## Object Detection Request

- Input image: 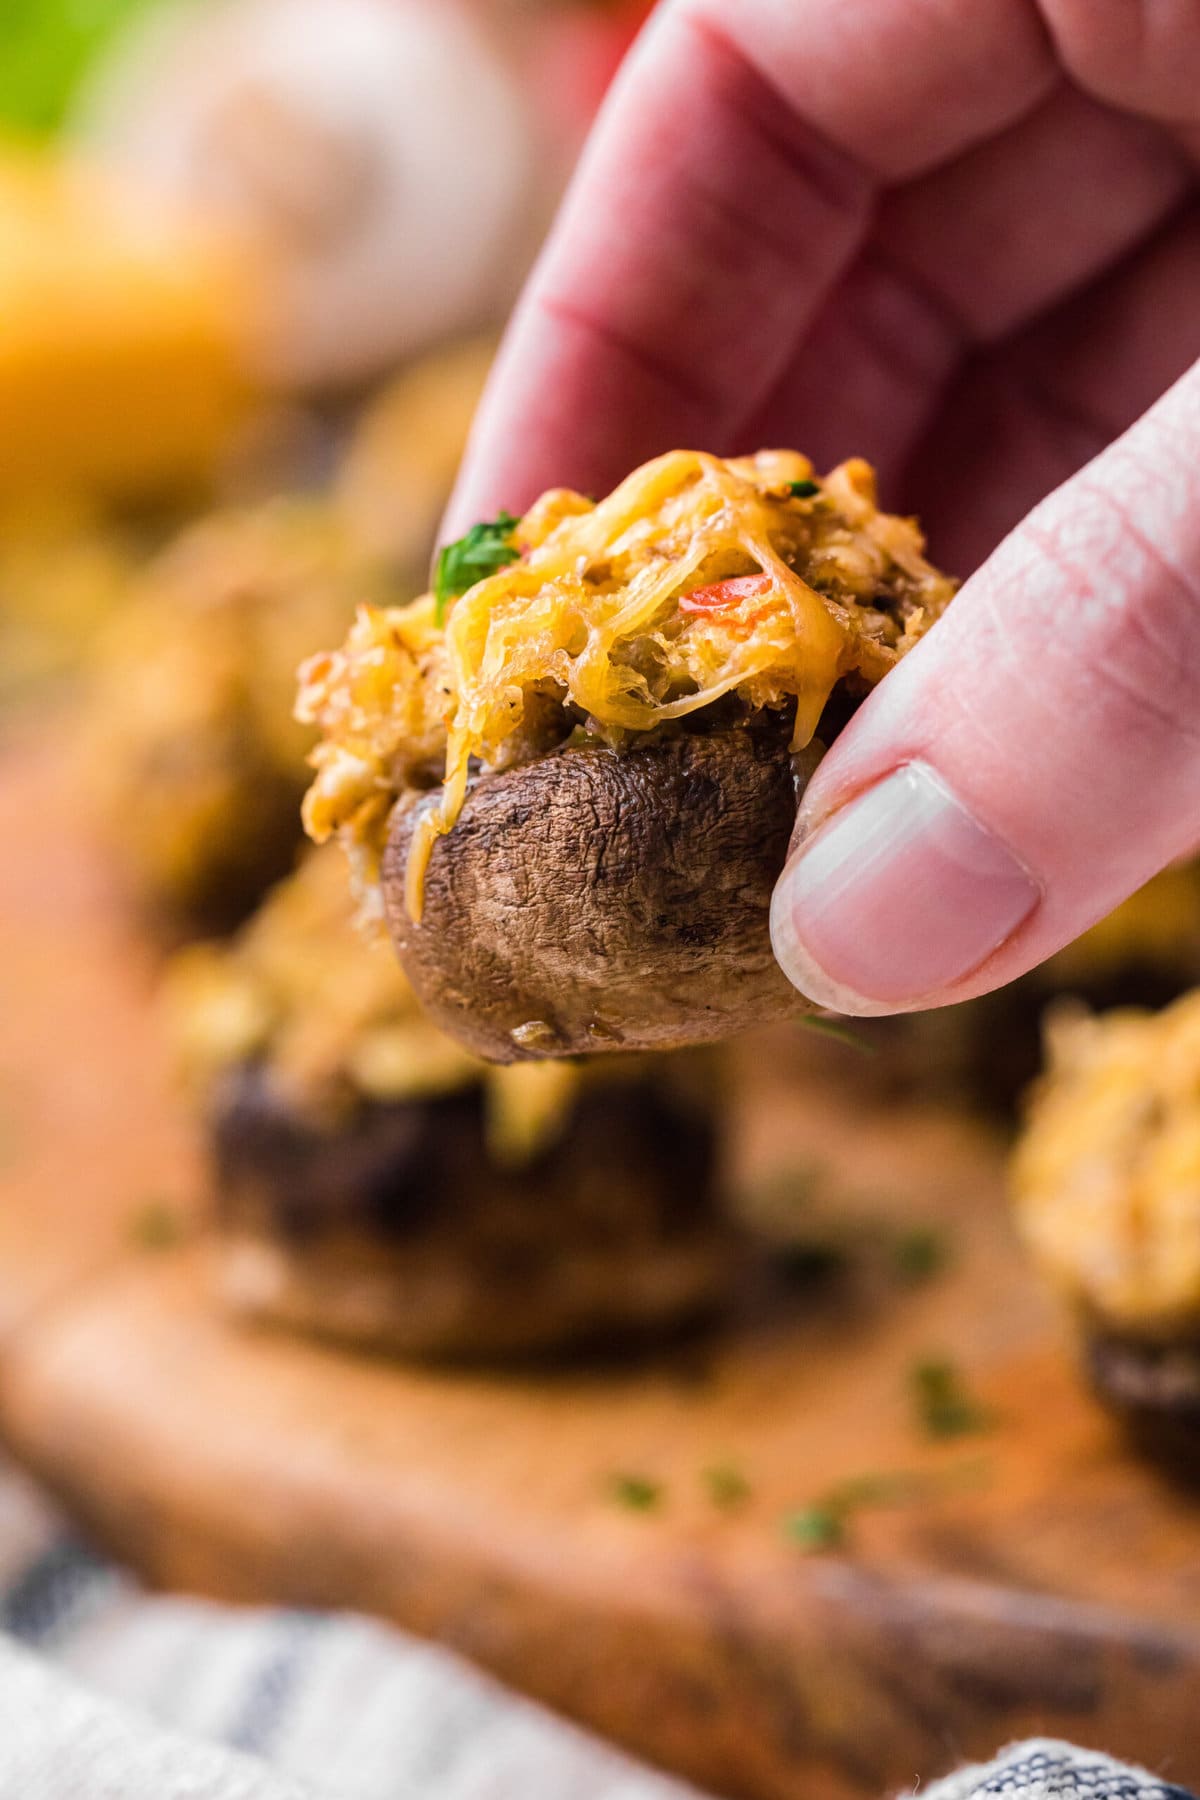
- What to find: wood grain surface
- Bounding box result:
[1,740,1199,1800]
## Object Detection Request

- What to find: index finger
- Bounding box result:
[445,0,1055,533]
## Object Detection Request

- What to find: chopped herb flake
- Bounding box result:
[433,511,519,623]
[703,1463,751,1509]
[797,1015,877,1056]
[788,479,820,498]
[783,1456,971,1554]
[892,1227,950,1285]
[608,1473,662,1512]
[128,1200,184,1251]
[826,1470,924,1511]
[784,1505,845,1551]
[911,1358,993,1439]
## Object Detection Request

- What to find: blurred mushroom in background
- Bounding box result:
[82,499,404,937]
[75,0,567,390]
[163,841,734,1359]
[73,314,504,933]
[1012,991,1200,1473]
[0,0,644,700]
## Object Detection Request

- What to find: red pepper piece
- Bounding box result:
[678,572,774,614]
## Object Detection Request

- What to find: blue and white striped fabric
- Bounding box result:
[0,1455,1190,1800]
[0,1452,697,1800]
[927,1747,1196,1800]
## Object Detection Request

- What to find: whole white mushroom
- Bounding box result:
[76,0,558,389]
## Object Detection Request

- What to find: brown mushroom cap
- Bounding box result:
[210,1061,734,1358]
[1086,1332,1200,1478]
[383,717,813,1062]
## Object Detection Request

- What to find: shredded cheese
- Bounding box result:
[298,449,956,916]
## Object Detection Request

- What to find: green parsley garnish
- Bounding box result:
[784,1469,922,1554]
[128,1200,184,1251]
[892,1227,950,1285]
[703,1463,751,1510]
[608,1473,662,1512]
[784,1506,845,1551]
[785,1457,993,1555]
[797,1015,877,1056]
[910,1358,993,1439]
[825,1470,923,1510]
[433,511,519,624]
[788,479,820,499]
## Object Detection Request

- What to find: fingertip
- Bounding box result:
[770,762,1041,1013]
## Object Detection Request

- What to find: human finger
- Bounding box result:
[770,356,1200,1015]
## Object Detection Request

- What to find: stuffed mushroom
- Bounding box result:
[87,499,402,936]
[164,843,731,1358]
[1012,989,1200,1467]
[299,449,957,1059]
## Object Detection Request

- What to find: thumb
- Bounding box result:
[770,359,1200,1017]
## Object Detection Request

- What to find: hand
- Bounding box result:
[445,0,1200,1015]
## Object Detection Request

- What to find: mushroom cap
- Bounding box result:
[384,719,813,1062]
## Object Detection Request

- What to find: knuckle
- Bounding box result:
[1021,479,1200,750]
[1038,0,1200,118]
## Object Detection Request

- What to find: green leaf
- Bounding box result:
[433,510,519,624]
[787,479,820,499]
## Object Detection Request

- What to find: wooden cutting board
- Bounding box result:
[2,734,1200,1800]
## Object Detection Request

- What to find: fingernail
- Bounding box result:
[769,763,1040,1015]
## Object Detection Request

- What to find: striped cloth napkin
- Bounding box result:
[0,1453,1189,1800]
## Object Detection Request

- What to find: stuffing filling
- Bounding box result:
[1013,990,1200,1336]
[297,449,956,916]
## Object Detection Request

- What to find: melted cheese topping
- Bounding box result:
[297,449,956,915]
[1013,990,1200,1335]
